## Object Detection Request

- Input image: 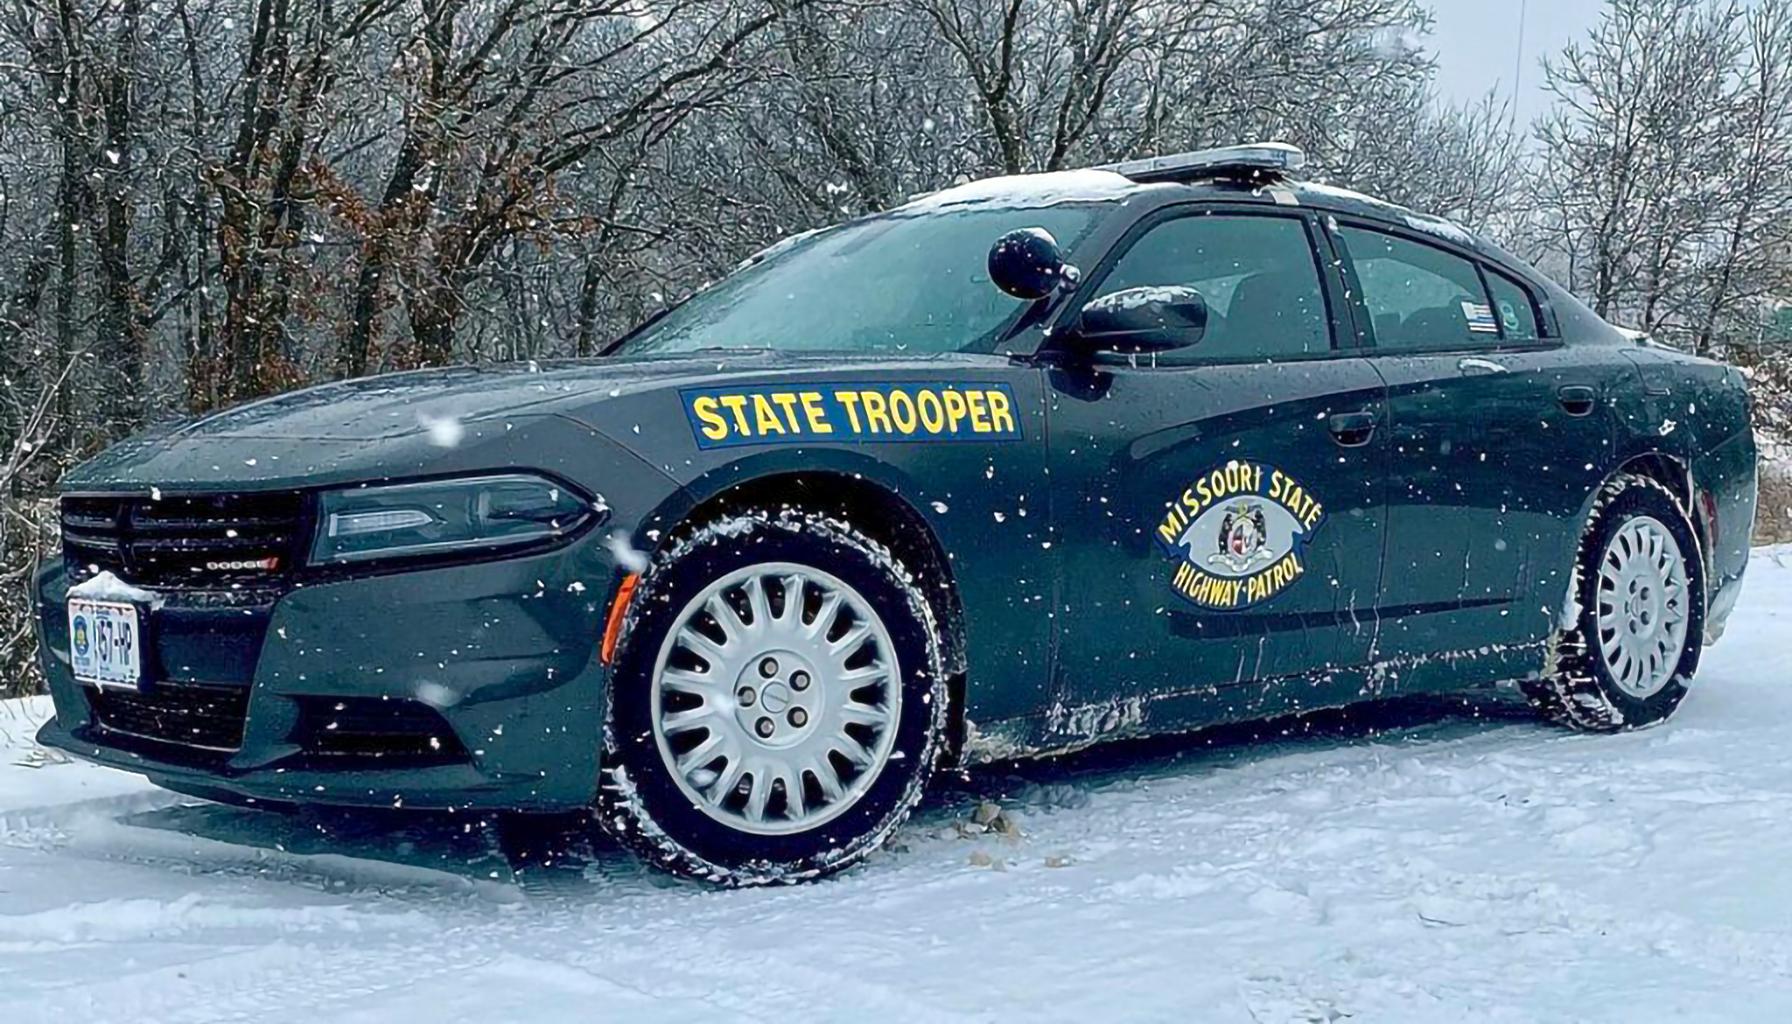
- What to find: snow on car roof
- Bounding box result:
[896,168,1140,212]
[1294,180,1482,248]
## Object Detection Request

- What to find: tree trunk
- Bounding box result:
[575,255,604,358]
[404,276,464,367]
[93,0,144,433]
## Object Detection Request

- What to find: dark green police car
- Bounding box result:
[32,144,1758,884]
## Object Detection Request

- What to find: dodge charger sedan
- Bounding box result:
[32,144,1758,884]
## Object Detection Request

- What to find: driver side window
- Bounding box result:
[1090,213,1332,361]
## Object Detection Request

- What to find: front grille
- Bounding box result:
[89,681,250,752]
[290,696,467,766]
[62,491,307,589]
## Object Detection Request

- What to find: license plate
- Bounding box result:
[68,598,145,689]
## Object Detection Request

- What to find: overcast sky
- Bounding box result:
[1427,0,1605,125]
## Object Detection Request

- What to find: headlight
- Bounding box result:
[310,474,598,565]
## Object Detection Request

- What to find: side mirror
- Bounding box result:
[988,228,1076,300]
[1073,286,1209,354]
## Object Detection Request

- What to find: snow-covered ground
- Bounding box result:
[5,552,1792,1023]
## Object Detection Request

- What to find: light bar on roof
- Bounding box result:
[1096,143,1306,184]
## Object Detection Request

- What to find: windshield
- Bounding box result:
[613,204,1110,356]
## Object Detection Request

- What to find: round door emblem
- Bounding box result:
[1153,459,1329,611]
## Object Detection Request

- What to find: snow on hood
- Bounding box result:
[897,169,1138,213]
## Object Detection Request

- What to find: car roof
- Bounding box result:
[891,168,1147,213]
[896,163,1487,253]
[801,154,1549,293]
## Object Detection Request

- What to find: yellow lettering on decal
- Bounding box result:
[752,393,787,435]
[799,392,833,434]
[719,394,751,436]
[888,390,919,434]
[1173,560,1198,593]
[916,390,945,433]
[860,391,894,434]
[1197,575,1228,607]
[1158,507,1186,547]
[941,390,968,433]
[986,389,1016,435]
[1286,485,1312,525]
[966,390,991,433]
[771,392,804,434]
[692,396,729,441]
[834,390,864,432]
[1228,462,1252,495]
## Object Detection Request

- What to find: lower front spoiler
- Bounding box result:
[37,713,591,814]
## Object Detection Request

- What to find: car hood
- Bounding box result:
[171,358,774,442]
[60,351,986,492]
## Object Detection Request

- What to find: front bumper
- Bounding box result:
[33,536,621,812]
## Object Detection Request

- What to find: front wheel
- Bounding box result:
[1527,475,1705,731]
[597,510,947,885]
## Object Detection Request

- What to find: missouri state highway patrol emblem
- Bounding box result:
[1154,460,1327,611]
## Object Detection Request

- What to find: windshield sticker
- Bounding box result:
[682,383,1022,449]
[1154,460,1326,611]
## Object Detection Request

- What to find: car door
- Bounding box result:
[1330,220,1614,692]
[1042,205,1390,744]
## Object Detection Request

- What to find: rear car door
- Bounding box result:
[1331,221,1613,690]
[1043,205,1389,743]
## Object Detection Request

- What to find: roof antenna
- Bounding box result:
[1513,0,1528,113]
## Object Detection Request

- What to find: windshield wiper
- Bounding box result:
[600,302,680,356]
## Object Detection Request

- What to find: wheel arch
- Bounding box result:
[1607,452,1709,563]
[1612,451,1694,517]
[1572,451,1711,608]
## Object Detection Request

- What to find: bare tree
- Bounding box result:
[1530,0,1747,336]
[1691,0,1792,355]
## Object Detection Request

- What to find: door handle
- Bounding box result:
[1327,410,1378,448]
[1557,385,1597,417]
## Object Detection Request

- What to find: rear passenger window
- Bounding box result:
[1339,226,1498,351]
[1486,270,1541,340]
[1090,213,1331,361]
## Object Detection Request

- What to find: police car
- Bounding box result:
[33,144,1758,884]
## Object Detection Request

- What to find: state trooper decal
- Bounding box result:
[1154,460,1327,611]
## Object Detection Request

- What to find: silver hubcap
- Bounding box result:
[650,562,902,835]
[1595,516,1689,699]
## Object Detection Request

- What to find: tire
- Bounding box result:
[596,509,948,885]
[1526,474,1705,731]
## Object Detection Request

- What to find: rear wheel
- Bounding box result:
[597,510,947,884]
[1527,475,1705,730]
